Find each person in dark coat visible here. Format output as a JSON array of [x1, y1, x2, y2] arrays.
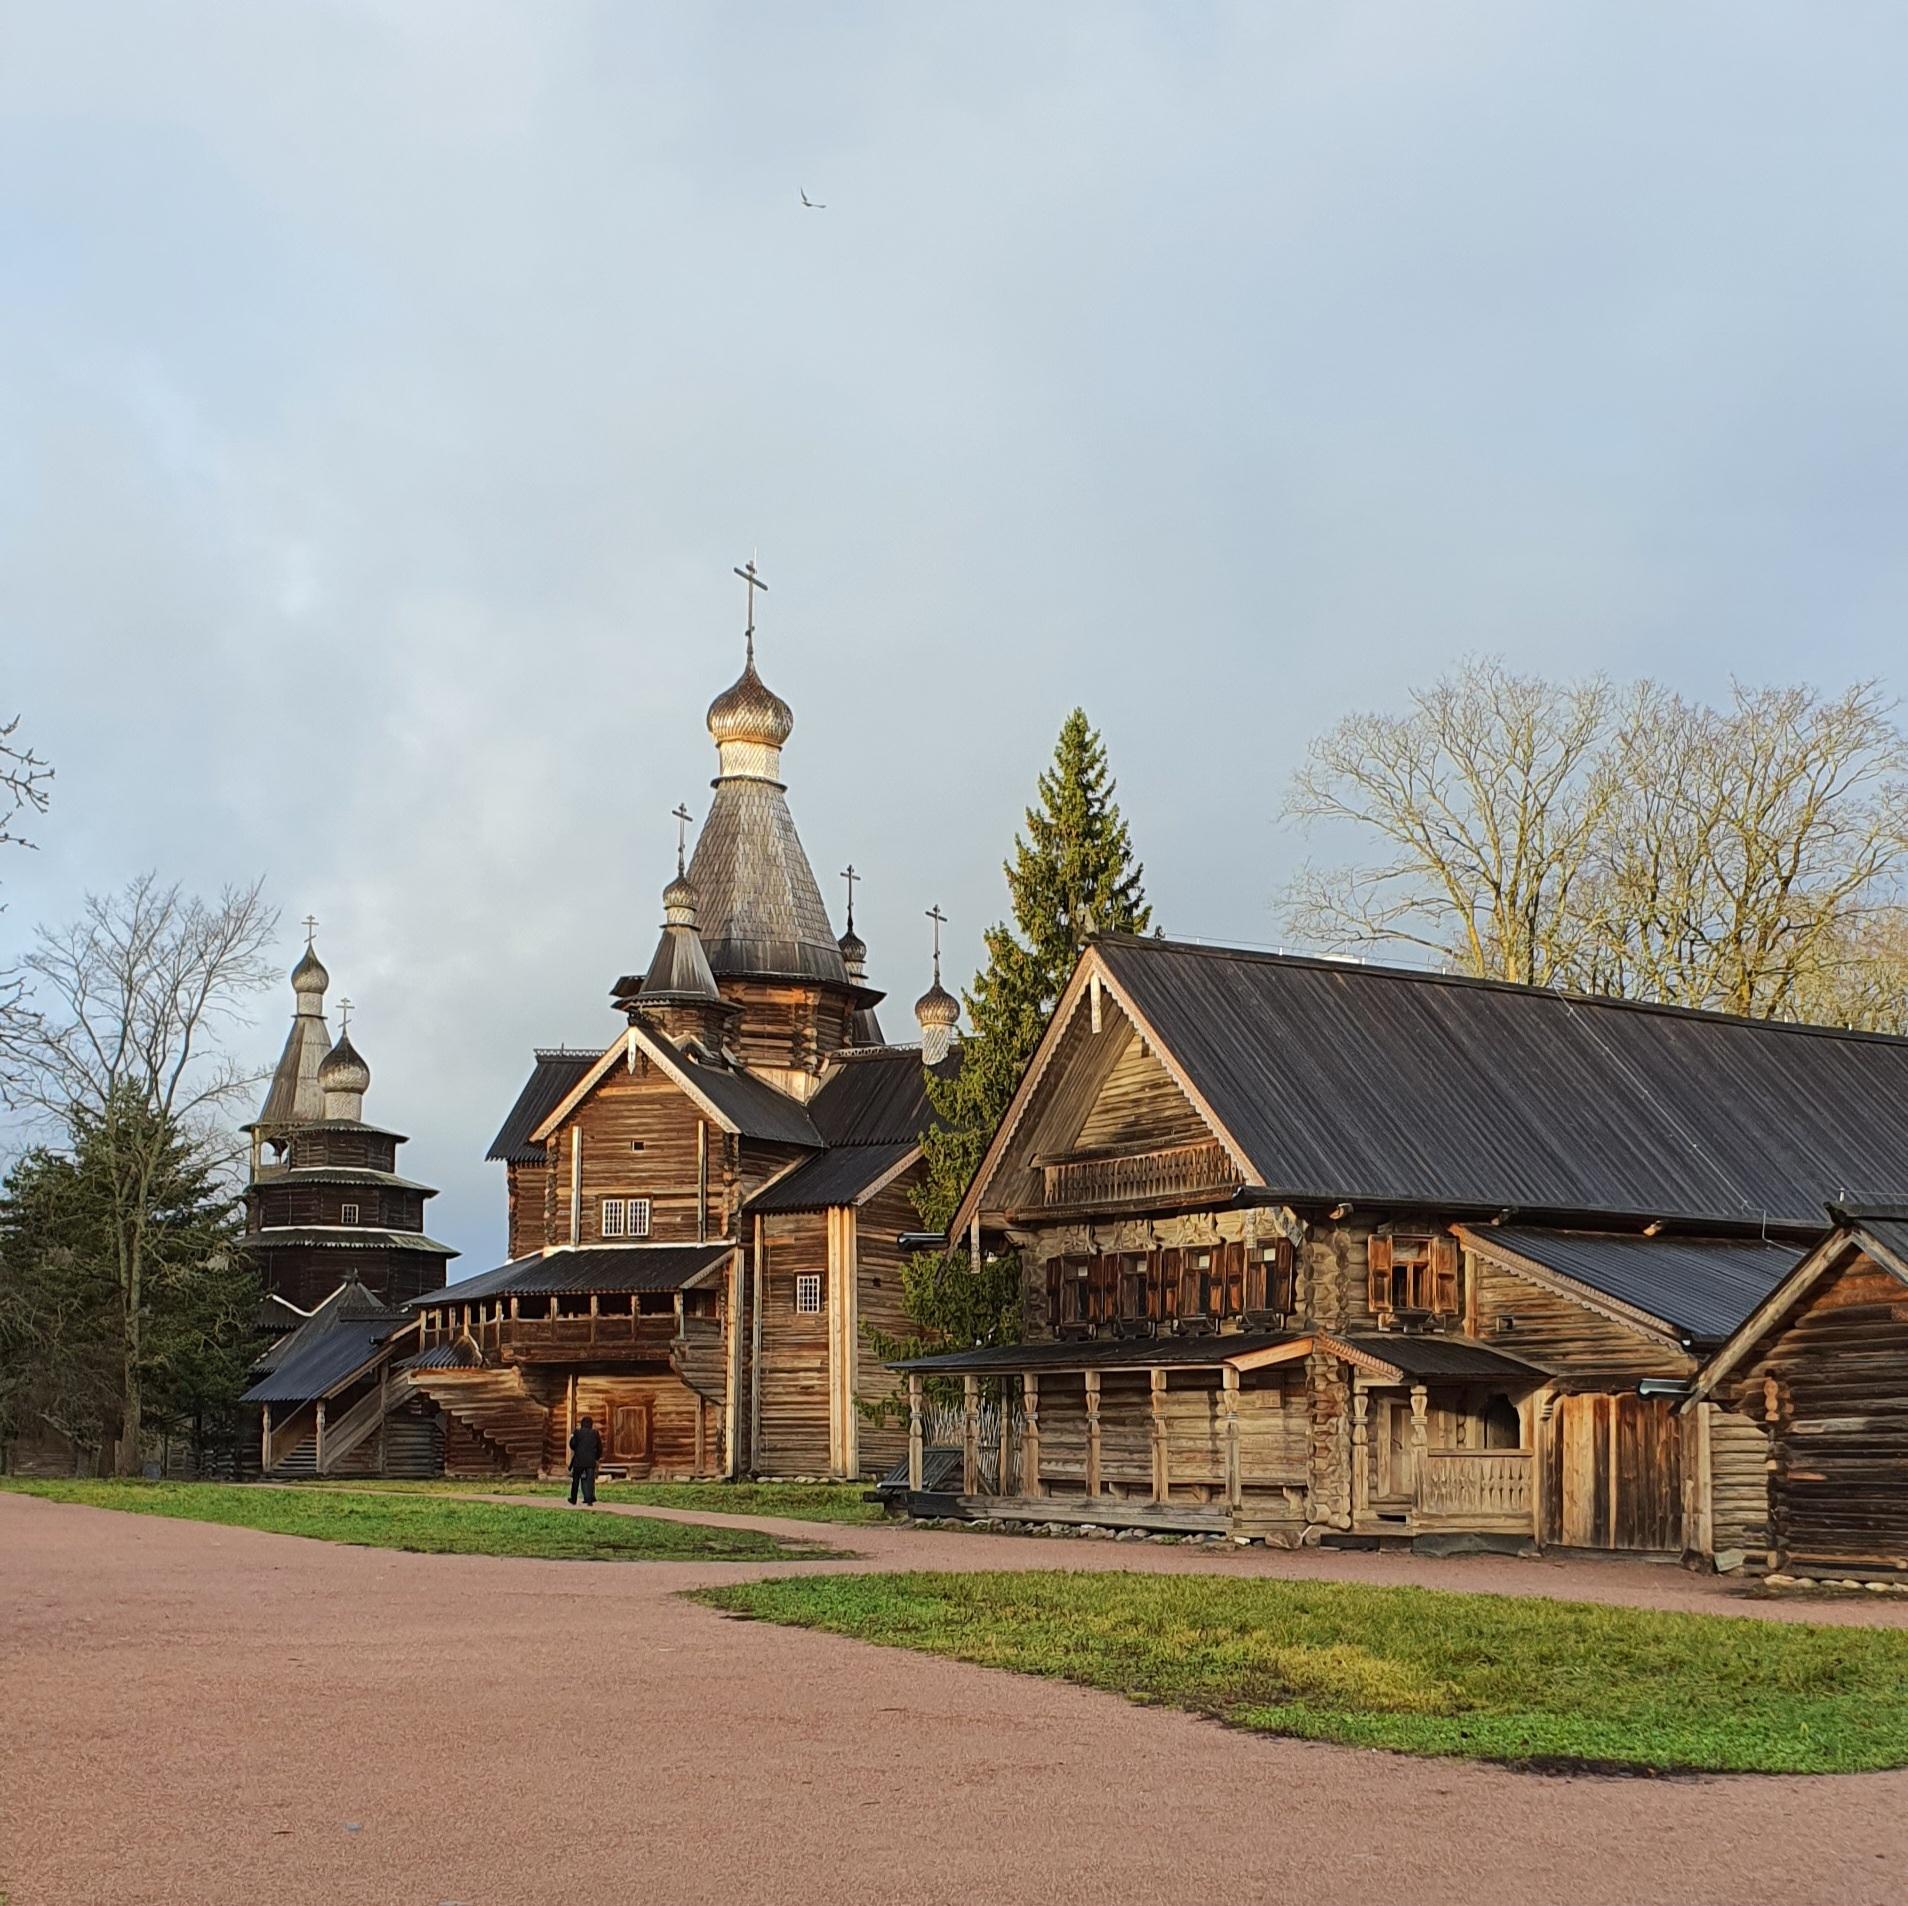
[[568, 1413, 603, 1506]]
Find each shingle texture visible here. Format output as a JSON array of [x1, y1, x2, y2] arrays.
[[685, 775, 847, 983], [1469, 1227, 1800, 1345], [1097, 936, 1908, 1228]]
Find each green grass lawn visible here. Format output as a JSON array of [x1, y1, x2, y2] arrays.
[[700, 1569, 1908, 1774], [299, 1477, 889, 1525], [0, 1479, 843, 1562]]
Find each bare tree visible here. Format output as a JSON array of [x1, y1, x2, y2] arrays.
[[1283, 658, 1618, 984], [1283, 664, 1908, 1027], [1, 713, 52, 857], [0, 876, 276, 1472]]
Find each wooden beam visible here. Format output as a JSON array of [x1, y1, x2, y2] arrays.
[[750, 1214, 764, 1476], [725, 1248, 743, 1479], [998, 1376, 1013, 1500], [908, 1373, 925, 1491], [963, 1374, 981, 1496], [1022, 1373, 1042, 1498], [1351, 1387, 1371, 1518], [1149, 1368, 1169, 1504], [315, 1398, 327, 1473], [1222, 1364, 1242, 1511], [568, 1125, 582, 1247], [260, 1403, 271, 1474], [1085, 1370, 1102, 1499], [696, 1120, 709, 1244]]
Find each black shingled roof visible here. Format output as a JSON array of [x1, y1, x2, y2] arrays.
[[1095, 936, 1908, 1231], [418, 1243, 732, 1305], [808, 1048, 938, 1146], [746, 1141, 918, 1214], [242, 1301, 412, 1405], [1468, 1227, 1800, 1346], [486, 1050, 598, 1164]]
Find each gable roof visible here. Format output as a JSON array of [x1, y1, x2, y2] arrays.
[[1463, 1226, 1799, 1347], [241, 1280, 414, 1405], [1689, 1205, 1908, 1405], [959, 936, 1908, 1236], [745, 1141, 919, 1215], [808, 1047, 938, 1146], [487, 1050, 599, 1163], [528, 1023, 821, 1151]]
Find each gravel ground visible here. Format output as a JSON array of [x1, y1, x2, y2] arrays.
[[5, 1490, 1907, 1906]]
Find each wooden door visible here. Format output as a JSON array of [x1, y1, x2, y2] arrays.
[[1554, 1393, 1682, 1551], [610, 1403, 651, 1467], [1382, 1400, 1417, 1501], [1558, 1394, 1612, 1547]]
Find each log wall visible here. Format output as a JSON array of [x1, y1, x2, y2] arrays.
[[756, 1209, 831, 1474]]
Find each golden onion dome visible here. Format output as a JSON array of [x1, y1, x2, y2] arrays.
[[914, 977, 959, 1030], [317, 1031, 371, 1098], [290, 945, 329, 998], [706, 643, 794, 750]]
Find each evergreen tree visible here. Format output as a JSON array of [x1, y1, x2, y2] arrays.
[[916, 708, 1151, 1232], [862, 711, 1150, 1416], [0, 1093, 252, 1472]]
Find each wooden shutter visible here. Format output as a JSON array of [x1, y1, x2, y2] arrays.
[[1271, 1238, 1296, 1313], [1367, 1235, 1394, 1313], [1158, 1248, 1181, 1320], [1045, 1258, 1062, 1330], [1221, 1240, 1246, 1317], [1431, 1235, 1460, 1315]]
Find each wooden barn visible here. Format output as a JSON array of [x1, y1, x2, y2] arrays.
[[1688, 1207, 1908, 1580], [312, 603, 957, 1483], [897, 935, 1908, 1562]]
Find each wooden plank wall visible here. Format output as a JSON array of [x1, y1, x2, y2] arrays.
[[1472, 1254, 1694, 1378], [1735, 1254, 1908, 1573], [550, 1067, 709, 1245], [534, 1371, 709, 1478], [854, 1178, 919, 1476], [756, 1210, 831, 1474], [1072, 1031, 1212, 1155]]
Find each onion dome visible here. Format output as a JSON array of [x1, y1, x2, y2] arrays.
[[317, 1031, 371, 1099], [662, 870, 700, 927], [914, 977, 959, 1031], [290, 944, 329, 1000], [706, 640, 794, 751], [838, 924, 868, 978]]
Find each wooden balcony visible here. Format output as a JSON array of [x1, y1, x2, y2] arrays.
[[1040, 1139, 1238, 1211]]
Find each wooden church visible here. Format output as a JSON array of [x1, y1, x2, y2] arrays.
[[343, 584, 958, 1483]]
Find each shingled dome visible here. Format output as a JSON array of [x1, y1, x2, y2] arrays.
[[290, 945, 329, 997], [317, 1031, 370, 1098], [706, 651, 794, 751]]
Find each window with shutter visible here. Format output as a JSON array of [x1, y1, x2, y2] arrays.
[[1045, 1258, 1062, 1329], [1221, 1240, 1246, 1316], [1158, 1248, 1181, 1320], [1367, 1236, 1394, 1313], [1431, 1234, 1460, 1314]]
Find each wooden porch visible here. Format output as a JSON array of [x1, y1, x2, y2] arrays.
[[905, 1362, 1311, 1543], [1351, 1378, 1537, 1537]]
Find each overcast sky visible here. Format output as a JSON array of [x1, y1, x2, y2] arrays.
[[4, 3, 1906, 1265]]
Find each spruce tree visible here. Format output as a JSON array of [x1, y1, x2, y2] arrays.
[[916, 708, 1151, 1234]]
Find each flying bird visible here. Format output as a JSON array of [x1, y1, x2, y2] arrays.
[[800, 189, 826, 209]]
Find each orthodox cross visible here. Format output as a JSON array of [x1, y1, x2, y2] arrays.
[[732, 556, 768, 661], [337, 997, 353, 1035], [301, 914, 319, 948], [672, 802, 694, 875], [840, 863, 860, 931], [925, 903, 947, 982]]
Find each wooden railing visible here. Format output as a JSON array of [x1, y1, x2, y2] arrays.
[[1416, 1450, 1533, 1524], [1041, 1140, 1237, 1209]]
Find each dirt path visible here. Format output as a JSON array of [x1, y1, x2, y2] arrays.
[[4, 1491, 1906, 1906]]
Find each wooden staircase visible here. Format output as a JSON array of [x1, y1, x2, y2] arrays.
[[409, 1368, 549, 1475]]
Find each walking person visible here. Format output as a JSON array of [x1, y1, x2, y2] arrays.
[[568, 1412, 603, 1506]]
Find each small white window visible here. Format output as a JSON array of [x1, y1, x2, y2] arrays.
[[340, 1203, 360, 1225], [600, 1197, 651, 1240], [795, 1274, 823, 1315]]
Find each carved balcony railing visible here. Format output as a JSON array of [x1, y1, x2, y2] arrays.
[[1040, 1139, 1239, 1210], [1415, 1450, 1534, 1525]]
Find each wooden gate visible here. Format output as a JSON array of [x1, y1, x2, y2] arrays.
[[1549, 1394, 1682, 1552]]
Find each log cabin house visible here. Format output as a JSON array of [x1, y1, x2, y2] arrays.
[[1687, 1207, 1908, 1580], [896, 935, 1908, 1562], [253, 612, 956, 1483]]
